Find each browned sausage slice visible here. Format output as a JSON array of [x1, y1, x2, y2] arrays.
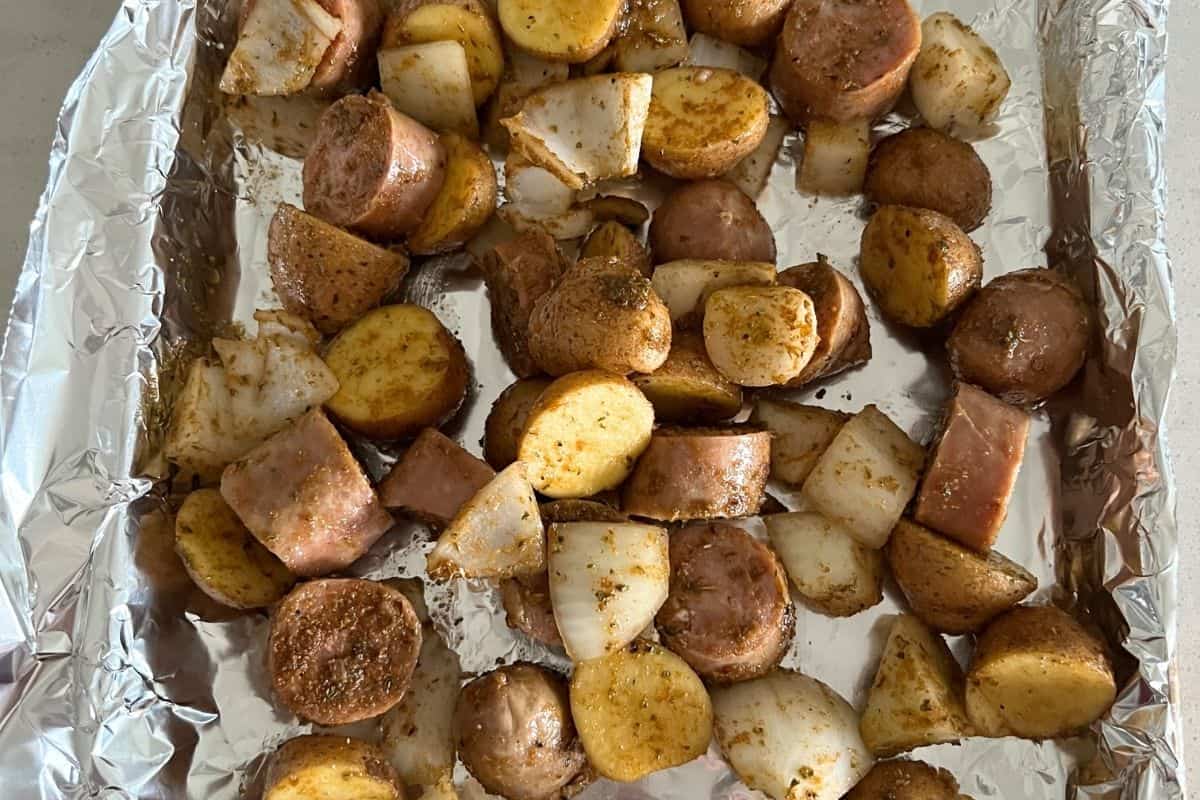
[[220, 408, 394, 577], [769, 0, 921, 123], [656, 523, 794, 682], [479, 230, 568, 377], [303, 93, 446, 240], [778, 258, 871, 384], [378, 428, 495, 527], [914, 382, 1030, 552], [269, 578, 422, 725], [621, 427, 770, 521]]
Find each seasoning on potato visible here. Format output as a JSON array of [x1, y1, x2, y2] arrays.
[[681, 0, 790, 48], [703, 285, 819, 387], [580, 220, 651, 276], [859, 204, 983, 328], [651, 259, 777, 326], [632, 329, 744, 423], [264, 735, 404, 800], [845, 759, 965, 800], [497, 0, 625, 63], [406, 132, 498, 255], [648, 178, 776, 265]]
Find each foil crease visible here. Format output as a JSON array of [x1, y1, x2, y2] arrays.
[[0, 0, 1179, 798]]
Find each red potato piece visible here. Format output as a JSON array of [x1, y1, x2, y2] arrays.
[[648, 179, 776, 265], [479, 230, 569, 378], [769, 0, 921, 123], [378, 428, 495, 527], [621, 428, 770, 521], [778, 259, 871, 385], [656, 522, 794, 683], [269, 579, 422, 725], [914, 383, 1030, 552], [220, 409, 394, 577], [303, 92, 446, 240]]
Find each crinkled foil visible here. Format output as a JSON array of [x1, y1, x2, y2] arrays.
[[0, 0, 1179, 797]]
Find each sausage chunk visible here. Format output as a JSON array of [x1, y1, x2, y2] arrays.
[[621, 427, 770, 521], [648, 179, 776, 265], [656, 523, 794, 682], [378, 428, 495, 527], [303, 92, 446, 240], [914, 382, 1030, 552], [947, 268, 1091, 404], [454, 664, 587, 800], [769, 0, 921, 123], [269, 579, 422, 725], [778, 258, 871, 384], [220, 408, 394, 577]]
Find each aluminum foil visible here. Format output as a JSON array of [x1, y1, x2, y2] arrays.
[[0, 0, 1179, 797]]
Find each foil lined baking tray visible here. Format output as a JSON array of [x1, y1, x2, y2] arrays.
[[0, 0, 1180, 797]]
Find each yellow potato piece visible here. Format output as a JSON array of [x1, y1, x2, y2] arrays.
[[498, 0, 624, 63], [265, 735, 403, 800], [407, 133, 498, 255]]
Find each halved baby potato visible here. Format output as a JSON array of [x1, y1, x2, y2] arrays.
[[642, 66, 771, 178], [406, 132, 498, 255], [383, 0, 505, 105], [497, 0, 625, 63], [175, 488, 295, 609], [324, 305, 469, 440], [580, 221, 651, 275], [264, 735, 404, 800]]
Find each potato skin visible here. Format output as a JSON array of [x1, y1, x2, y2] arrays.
[[580, 221, 651, 276], [632, 330, 743, 423], [527, 257, 672, 376], [454, 664, 586, 800], [483, 377, 553, 469], [264, 735, 404, 800], [887, 519, 1036, 634], [778, 258, 871, 384], [859, 205, 982, 328], [407, 132, 498, 255], [649, 179, 776, 265], [866, 128, 992, 232], [947, 268, 1090, 404], [844, 759, 962, 800], [681, 0, 791, 47]]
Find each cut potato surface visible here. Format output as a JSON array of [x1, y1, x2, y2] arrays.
[[799, 118, 871, 196], [911, 12, 1011, 134], [650, 259, 777, 325], [549, 522, 669, 660], [580, 221, 651, 275], [517, 371, 654, 498], [802, 405, 924, 548], [632, 330, 743, 423], [265, 735, 404, 800], [703, 285, 819, 387], [642, 67, 771, 179], [750, 398, 848, 485], [860, 614, 972, 755], [498, 0, 625, 63], [175, 488, 295, 609], [570, 640, 712, 782], [967, 605, 1116, 738], [845, 759, 964, 800], [324, 304, 469, 440], [426, 462, 546, 580], [383, 0, 505, 105], [765, 510, 883, 617], [406, 133, 498, 255], [379, 41, 479, 138]]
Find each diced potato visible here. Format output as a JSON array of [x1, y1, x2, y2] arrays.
[[703, 285, 819, 387], [633, 330, 743, 423], [642, 66, 771, 178], [580, 221, 651, 275], [324, 305, 469, 440], [502, 74, 653, 190], [860, 615, 973, 756], [264, 735, 404, 800], [548, 522, 669, 660], [497, 0, 625, 63], [383, 0, 505, 105], [712, 670, 873, 800], [798, 118, 871, 196], [379, 41, 479, 138], [801, 405, 925, 548], [614, 0, 689, 73], [483, 377, 553, 469], [750, 398, 848, 485], [765, 510, 883, 617], [427, 462, 545, 580], [910, 12, 1011, 134], [220, 0, 341, 96], [683, 33, 767, 80], [649, 259, 777, 324], [407, 133, 498, 255], [570, 640, 712, 781], [517, 371, 654, 498], [724, 115, 788, 198], [966, 605, 1117, 738]]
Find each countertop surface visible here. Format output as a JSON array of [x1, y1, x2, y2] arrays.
[[0, 0, 1195, 794]]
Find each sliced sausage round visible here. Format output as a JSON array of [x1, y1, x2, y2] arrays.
[[303, 93, 446, 240], [656, 523, 794, 683], [769, 0, 921, 123], [269, 578, 421, 725]]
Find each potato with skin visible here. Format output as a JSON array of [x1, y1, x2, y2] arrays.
[[517, 370, 655, 498], [527, 258, 672, 376], [845, 760, 965, 800], [703, 285, 818, 387], [859, 205, 983, 328], [648, 179, 776, 265], [497, 0, 625, 63], [324, 305, 469, 440], [778, 258, 871, 384], [483, 377, 552, 469], [480, 229, 568, 378], [264, 735, 404, 800], [681, 0, 791, 47], [750, 398, 848, 485], [642, 67, 771, 179], [866, 128, 992, 232], [406, 132, 498, 255], [580, 221, 651, 276], [966, 605, 1117, 738], [382, 0, 505, 105], [632, 330, 743, 423]]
